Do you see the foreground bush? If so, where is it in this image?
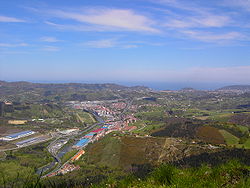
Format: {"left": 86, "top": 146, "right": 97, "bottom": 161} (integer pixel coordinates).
{"left": 2, "top": 160, "right": 250, "bottom": 187}
{"left": 94, "top": 160, "right": 250, "bottom": 188}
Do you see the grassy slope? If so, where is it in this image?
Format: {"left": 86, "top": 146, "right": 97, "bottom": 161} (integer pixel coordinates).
{"left": 95, "top": 160, "right": 250, "bottom": 188}
{"left": 76, "top": 111, "right": 96, "bottom": 125}
{"left": 219, "top": 130, "right": 250, "bottom": 149}
{"left": 242, "top": 138, "right": 250, "bottom": 149}
{"left": 84, "top": 135, "right": 221, "bottom": 170}
{"left": 85, "top": 136, "right": 121, "bottom": 167}
{"left": 0, "top": 142, "right": 53, "bottom": 186}
{"left": 219, "top": 129, "right": 239, "bottom": 146}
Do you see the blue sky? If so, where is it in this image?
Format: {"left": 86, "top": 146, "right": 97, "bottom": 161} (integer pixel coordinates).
{"left": 0, "top": 0, "right": 250, "bottom": 87}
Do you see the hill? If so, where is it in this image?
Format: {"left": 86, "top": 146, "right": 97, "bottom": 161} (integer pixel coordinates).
{"left": 151, "top": 118, "right": 225, "bottom": 144}
{"left": 217, "top": 85, "right": 250, "bottom": 92}
{"left": 0, "top": 81, "right": 150, "bottom": 91}
{"left": 0, "top": 81, "right": 150, "bottom": 102}
{"left": 84, "top": 134, "right": 222, "bottom": 170}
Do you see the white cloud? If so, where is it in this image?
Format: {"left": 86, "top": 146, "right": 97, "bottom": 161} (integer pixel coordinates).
{"left": 152, "top": 0, "right": 232, "bottom": 29}
{"left": 82, "top": 38, "right": 140, "bottom": 49}
{"left": 42, "top": 46, "right": 60, "bottom": 51}
{"left": 48, "top": 8, "right": 160, "bottom": 33}
{"left": 180, "top": 30, "right": 246, "bottom": 43}
{"left": 147, "top": 0, "right": 249, "bottom": 44}
{"left": 122, "top": 44, "right": 138, "bottom": 49}
{"left": 223, "top": 0, "right": 250, "bottom": 11}
{"left": 151, "top": 0, "right": 209, "bottom": 13}
{"left": 40, "top": 36, "right": 61, "bottom": 42}
{"left": 0, "top": 43, "right": 28, "bottom": 47}
{"left": 44, "top": 21, "right": 106, "bottom": 32}
{"left": 164, "top": 15, "right": 231, "bottom": 28}
{"left": 83, "top": 39, "right": 116, "bottom": 48}
{"left": 0, "top": 15, "right": 26, "bottom": 23}
{"left": 41, "top": 3, "right": 249, "bottom": 44}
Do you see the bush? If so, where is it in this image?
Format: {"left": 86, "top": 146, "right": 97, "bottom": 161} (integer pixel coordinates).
{"left": 150, "top": 164, "right": 176, "bottom": 186}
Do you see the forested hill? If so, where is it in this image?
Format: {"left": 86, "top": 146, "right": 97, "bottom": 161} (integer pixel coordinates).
{"left": 0, "top": 81, "right": 150, "bottom": 91}
{"left": 217, "top": 85, "right": 250, "bottom": 92}
{"left": 0, "top": 81, "right": 151, "bottom": 102}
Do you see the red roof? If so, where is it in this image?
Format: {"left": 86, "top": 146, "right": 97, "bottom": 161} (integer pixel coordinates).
{"left": 92, "top": 128, "right": 104, "bottom": 133}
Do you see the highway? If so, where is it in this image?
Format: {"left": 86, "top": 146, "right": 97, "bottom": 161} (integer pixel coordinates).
{"left": 39, "top": 111, "right": 105, "bottom": 177}
{"left": 39, "top": 99, "right": 133, "bottom": 177}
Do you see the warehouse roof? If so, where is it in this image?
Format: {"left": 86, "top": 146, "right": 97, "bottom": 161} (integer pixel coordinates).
{"left": 6, "top": 130, "right": 34, "bottom": 139}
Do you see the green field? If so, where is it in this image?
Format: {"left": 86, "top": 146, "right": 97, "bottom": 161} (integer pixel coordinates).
{"left": 242, "top": 138, "right": 250, "bottom": 149}
{"left": 236, "top": 124, "right": 249, "bottom": 133}
{"left": 75, "top": 111, "right": 96, "bottom": 125}
{"left": 85, "top": 136, "right": 122, "bottom": 167}
{"left": 219, "top": 129, "right": 239, "bottom": 146}
{"left": 219, "top": 129, "right": 250, "bottom": 149}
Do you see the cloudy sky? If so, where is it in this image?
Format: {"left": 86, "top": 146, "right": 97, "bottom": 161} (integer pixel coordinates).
{"left": 0, "top": 0, "right": 250, "bottom": 87}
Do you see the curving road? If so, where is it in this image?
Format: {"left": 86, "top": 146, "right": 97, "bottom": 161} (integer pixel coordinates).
{"left": 39, "top": 111, "right": 105, "bottom": 176}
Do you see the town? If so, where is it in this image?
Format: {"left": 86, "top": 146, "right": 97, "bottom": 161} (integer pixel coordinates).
{"left": 0, "top": 98, "right": 142, "bottom": 176}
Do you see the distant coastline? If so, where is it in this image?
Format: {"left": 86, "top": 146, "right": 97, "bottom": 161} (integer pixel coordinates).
{"left": 2, "top": 80, "right": 239, "bottom": 91}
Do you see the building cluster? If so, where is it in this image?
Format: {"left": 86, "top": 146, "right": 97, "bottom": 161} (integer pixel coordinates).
{"left": 67, "top": 100, "right": 128, "bottom": 119}
{"left": 73, "top": 120, "right": 137, "bottom": 150}
{"left": 138, "top": 104, "right": 161, "bottom": 108}
{"left": 47, "top": 164, "right": 80, "bottom": 177}
{"left": 46, "top": 150, "right": 85, "bottom": 177}
{"left": 46, "top": 99, "right": 140, "bottom": 178}
{"left": 110, "top": 102, "right": 127, "bottom": 110}
{"left": 67, "top": 100, "right": 138, "bottom": 130}
{"left": 48, "top": 129, "right": 80, "bottom": 155}
{"left": 49, "top": 139, "right": 69, "bottom": 155}
{"left": 73, "top": 126, "right": 110, "bottom": 149}
{"left": 58, "top": 164, "right": 80, "bottom": 175}
{"left": 124, "top": 115, "right": 137, "bottom": 124}
{"left": 128, "top": 104, "right": 139, "bottom": 112}
{"left": 0, "top": 130, "right": 35, "bottom": 141}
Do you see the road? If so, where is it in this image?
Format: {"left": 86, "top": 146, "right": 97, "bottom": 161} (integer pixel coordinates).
{"left": 39, "top": 111, "right": 105, "bottom": 176}
{"left": 0, "top": 136, "right": 53, "bottom": 152}
{"left": 39, "top": 99, "right": 133, "bottom": 177}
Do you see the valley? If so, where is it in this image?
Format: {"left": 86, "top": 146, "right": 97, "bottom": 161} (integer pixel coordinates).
{"left": 0, "top": 81, "right": 250, "bottom": 187}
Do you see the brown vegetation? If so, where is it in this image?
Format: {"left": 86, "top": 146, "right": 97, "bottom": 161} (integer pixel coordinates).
{"left": 85, "top": 135, "right": 216, "bottom": 170}
{"left": 196, "top": 126, "right": 225, "bottom": 144}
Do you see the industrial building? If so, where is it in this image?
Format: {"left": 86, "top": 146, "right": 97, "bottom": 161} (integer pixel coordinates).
{"left": 92, "top": 128, "right": 105, "bottom": 133}
{"left": 15, "top": 136, "right": 45, "bottom": 147}
{"left": 0, "top": 130, "right": 36, "bottom": 141}
{"left": 84, "top": 132, "right": 96, "bottom": 139}
{"left": 73, "top": 138, "right": 89, "bottom": 148}
{"left": 71, "top": 150, "right": 85, "bottom": 161}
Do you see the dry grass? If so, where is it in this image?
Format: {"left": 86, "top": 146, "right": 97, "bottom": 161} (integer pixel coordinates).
{"left": 197, "top": 126, "right": 225, "bottom": 144}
